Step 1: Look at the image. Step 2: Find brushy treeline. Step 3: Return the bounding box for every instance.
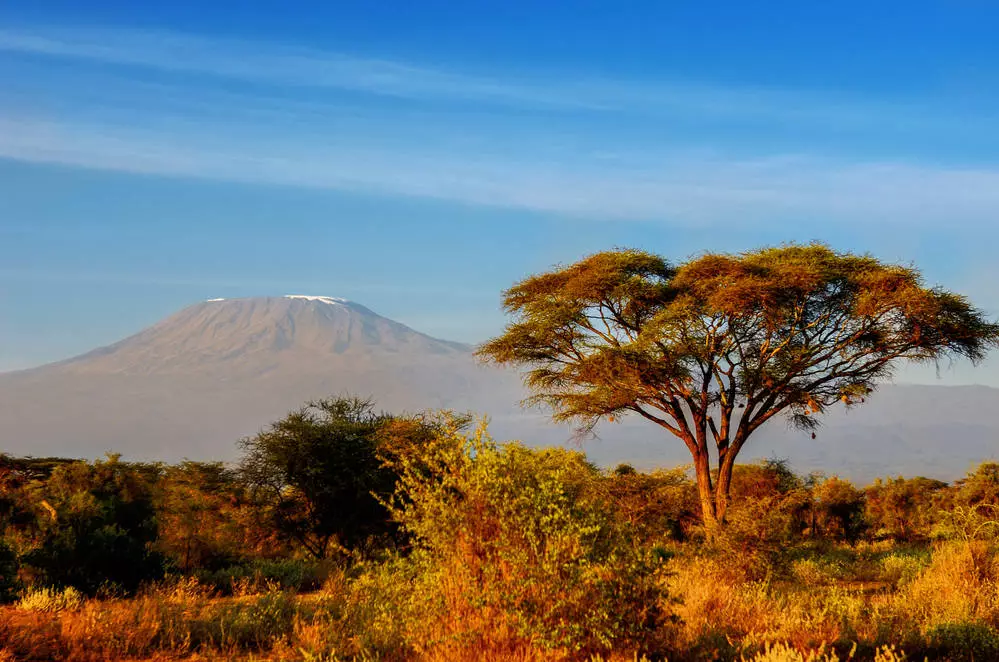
[3,403,999,661]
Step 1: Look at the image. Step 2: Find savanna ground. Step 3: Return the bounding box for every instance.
[3,406,999,661]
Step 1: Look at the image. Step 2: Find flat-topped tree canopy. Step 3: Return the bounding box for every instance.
[478,243,999,528]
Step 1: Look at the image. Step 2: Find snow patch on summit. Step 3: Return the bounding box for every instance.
[284,295,348,305]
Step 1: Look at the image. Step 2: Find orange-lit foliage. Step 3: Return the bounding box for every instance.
[381,419,671,657]
[865,476,948,541]
[155,461,287,571]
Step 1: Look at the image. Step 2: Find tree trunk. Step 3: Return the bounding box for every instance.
[714,428,748,525]
[714,451,737,524]
[693,449,719,534]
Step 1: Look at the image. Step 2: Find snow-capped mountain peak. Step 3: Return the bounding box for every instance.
[283,294,348,305]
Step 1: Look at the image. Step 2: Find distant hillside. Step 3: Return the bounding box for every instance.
[0,295,996,483]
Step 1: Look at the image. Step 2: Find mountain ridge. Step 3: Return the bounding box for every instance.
[40,296,471,377]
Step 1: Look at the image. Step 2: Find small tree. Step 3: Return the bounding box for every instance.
[479,244,999,529]
[155,461,284,571]
[238,396,398,558]
[21,455,164,595]
[865,475,948,541]
[810,476,866,542]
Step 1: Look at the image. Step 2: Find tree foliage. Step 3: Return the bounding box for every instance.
[238,396,399,559]
[479,243,999,527]
[155,461,284,571]
[865,476,948,541]
[20,455,165,595]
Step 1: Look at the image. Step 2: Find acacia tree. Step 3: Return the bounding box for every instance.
[238,397,397,558]
[478,244,999,529]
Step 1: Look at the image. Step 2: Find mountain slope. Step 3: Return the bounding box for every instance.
[0,296,524,460]
[53,295,470,375]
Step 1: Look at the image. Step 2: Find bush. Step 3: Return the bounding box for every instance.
[953,463,999,507]
[20,455,165,595]
[933,503,999,543]
[713,492,810,579]
[895,541,999,628]
[608,466,699,543]
[923,621,999,661]
[878,552,927,587]
[155,461,284,572]
[741,643,905,661]
[0,538,20,602]
[811,477,866,543]
[191,557,326,595]
[865,476,947,541]
[790,557,845,586]
[382,418,671,656]
[238,397,405,559]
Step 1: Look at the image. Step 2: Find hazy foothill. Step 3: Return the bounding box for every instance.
[3,244,999,661]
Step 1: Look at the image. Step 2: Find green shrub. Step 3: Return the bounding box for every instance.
[923,621,999,661]
[933,503,999,543]
[20,455,165,595]
[238,397,406,559]
[790,557,845,586]
[191,557,325,594]
[188,589,298,650]
[953,463,999,507]
[0,538,20,602]
[878,552,927,587]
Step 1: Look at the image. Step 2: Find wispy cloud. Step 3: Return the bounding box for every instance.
[2,115,998,226]
[1,24,998,227]
[0,26,593,110]
[0,24,987,132]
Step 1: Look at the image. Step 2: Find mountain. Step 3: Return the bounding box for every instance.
[0,295,997,483]
[0,296,530,460]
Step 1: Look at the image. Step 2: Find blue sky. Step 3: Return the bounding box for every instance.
[1,1,998,384]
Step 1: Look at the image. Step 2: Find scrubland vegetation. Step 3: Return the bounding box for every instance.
[3,244,999,660]
[3,400,999,661]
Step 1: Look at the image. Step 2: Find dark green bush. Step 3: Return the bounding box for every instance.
[21,455,165,595]
[923,621,999,661]
[0,538,20,602]
[192,558,325,594]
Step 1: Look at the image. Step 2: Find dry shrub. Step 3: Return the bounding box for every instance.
[893,541,999,628]
[16,586,84,613]
[380,419,671,658]
[667,554,872,656]
[667,540,999,659]
[741,642,904,662]
[0,587,302,661]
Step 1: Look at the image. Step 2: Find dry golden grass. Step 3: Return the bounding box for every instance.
[5,540,999,661]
